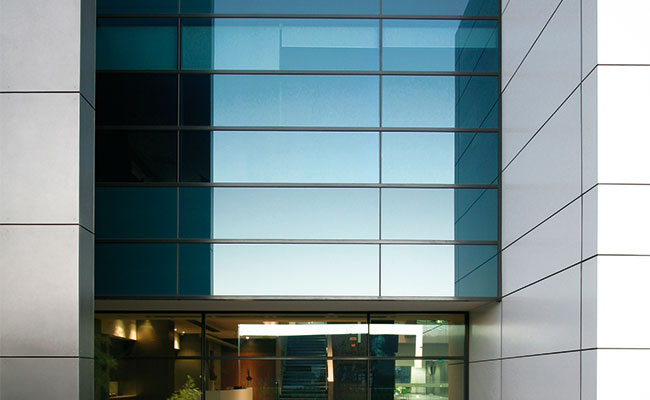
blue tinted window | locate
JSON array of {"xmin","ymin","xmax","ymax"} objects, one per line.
[
  {"xmin": 181, "ymin": 188, "xmax": 379, "ymax": 239},
  {"xmin": 382, "ymin": 20, "xmax": 498, "ymax": 72},
  {"xmin": 179, "ymin": 244, "xmax": 212, "ymax": 295},
  {"xmin": 181, "ymin": 0, "xmax": 379, "ymax": 15},
  {"xmin": 96, "ymin": 187, "xmax": 177, "ymax": 238},
  {"xmin": 181, "ymin": 75, "xmax": 379, "ymax": 127},
  {"xmin": 179, "ymin": 187, "xmax": 212, "ymax": 238},
  {"xmin": 97, "ymin": 19, "xmax": 177, "ymax": 70},
  {"xmin": 382, "ymin": 132, "xmax": 498, "ymax": 184},
  {"xmin": 95, "ymin": 244, "xmax": 177, "ymax": 296},
  {"xmin": 382, "ymin": 0, "xmax": 498, "ymax": 16},
  {"xmin": 181, "ymin": 131, "xmax": 378, "ymax": 183},
  {"xmin": 381, "ymin": 189, "xmax": 497, "ymax": 240},
  {"xmin": 98, "ymin": 0, "xmax": 178, "ymax": 14},
  {"xmin": 454, "ymin": 245, "xmax": 498, "ymax": 297},
  {"xmin": 212, "ymin": 244, "xmax": 379, "ymax": 296},
  {"xmin": 382, "ymin": 76, "xmax": 498, "ymax": 128},
  {"xmin": 182, "ymin": 19, "xmax": 379, "ymax": 71}
]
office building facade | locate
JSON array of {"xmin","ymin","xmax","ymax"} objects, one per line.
[{"xmin": 0, "ymin": 0, "xmax": 648, "ymax": 399}]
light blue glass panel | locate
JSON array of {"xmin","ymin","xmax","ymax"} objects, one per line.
[
  {"xmin": 182, "ymin": 19, "xmax": 379, "ymax": 71},
  {"xmin": 382, "ymin": 132, "xmax": 498, "ymax": 184},
  {"xmin": 381, "ymin": 189, "xmax": 497, "ymax": 240},
  {"xmin": 181, "ymin": 0, "xmax": 379, "ymax": 15},
  {"xmin": 382, "ymin": 20, "xmax": 498, "ymax": 72},
  {"xmin": 97, "ymin": 19, "xmax": 177, "ymax": 70},
  {"xmin": 210, "ymin": 188, "xmax": 379, "ymax": 239},
  {"xmin": 454, "ymin": 245, "xmax": 498, "ymax": 297},
  {"xmin": 211, "ymin": 131, "xmax": 379, "ymax": 183},
  {"xmin": 211, "ymin": 75, "xmax": 379, "ymax": 127},
  {"xmin": 212, "ymin": 244, "xmax": 379, "ymax": 296},
  {"xmin": 381, "ymin": 245, "xmax": 455, "ymax": 296},
  {"xmin": 382, "ymin": 0, "xmax": 498, "ymax": 16},
  {"xmin": 382, "ymin": 76, "xmax": 498, "ymax": 128}
]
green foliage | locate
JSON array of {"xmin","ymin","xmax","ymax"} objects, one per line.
[
  {"xmin": 167, "ymin": 376, "xmax": 202, "ymax": 400},
  {"xmin": 95, "ymin": 334, "xmax": 118, "ymax": 399}
]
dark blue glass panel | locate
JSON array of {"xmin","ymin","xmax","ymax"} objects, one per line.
[
  {"xmin": 98, "ymin": 0, "xmax": 178, "ymax": 14},
  {"xmin": 181, "ymin": 19, "xmax": 379, "ymax": 71},
  {"xmin": 382, "ymin": 0, "xmax": 498, "ymax": 16},
  {"xmin": 179, "ymin": 244, "xmax": 212, "ymax": 295},
  {"xmin": 97, "ymin": 74, "xmax": 178, "ymax": 125},
  {"xmin": 382, "ymin": 20, "xmax": 497, "ymax": 72},
  {"xmin": 179, "ymin": 187, "xmax": 212, "ymax": 238},
  {"xmin": 381, "ymin": 189, "xmax": 497, "ymax": 240},
  {"xmin": 96, "ymin": 131, "xmax": 177, "ymax": 182},
  {"xmin": 454, "ymin": 245, "xmax": 498, "ymax": 297},
  {"xmin": 180, "ymin": 131, "xmax": 211, "ymax": 182},
  {"xmin": 382, "ymin": 132, "xmax": 498, "ymax": 184},
  {"xmin": 382, "ymin": 76, "xmax": 498, "ymax": 128},
  {"xmin": 96, "ymin": 187, "xmax": 177, "ymax": 238},
  {"xmin": 181, "ymin": 74, "xmax": 379, "ymax": 127},
  {"xmin": 97, "ymin": 19, "xmax": 177, "ymax": 70},
  {"xmin": 95, "ymin": 244, "xmax": 177, "ymax": 296},
  {"xmin": 181, "ymin": 0, "xmax": 379, "ymax": 15}
]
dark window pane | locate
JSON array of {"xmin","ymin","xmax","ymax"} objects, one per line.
[
  {"xmin": 454, "ymin": 245, "xmax": 498, "ymax": 297},
  {"xmin": 181, "ymin": 131, "xmax": 378, "ymax": 183},
  {"xmin": 370, "ymin": 360, "xmax": 464, "ymax": 400},
  {"xmin": 96, "ymin": 187, "xmax": 177, "ymax": 238},
  {"xmin": 95, "ymin": 244, "xmax": 177, "ymax": 295},
  {"xmin": 97, "ymin": 19, "xmax": 177, "ymax": 70},
  {"xmin": 181, "ymin": 19, "xmax": 379, "ymax": 71},
  {"xmin": 381, "ymin": 189, "xmax": 497, "ymax": 241},
  {"xmin": 97, "ymin": 73, "xmax": 178, "ymax": 126},
  {"xmin": 179, "ymin": 244, "xmax": 212, "ymax": 295},
  {"xmin": 181, "ymin": 74, "xmax": 379, "ymax": 127},
  {"xmin": 179, "ymin": 187, "xmax": 212, "ymax": 238},
  {"xmin": 96, "ymin": 131, "xmax": 177, "ymax": 182},
  {"xmin": 383, "ymin": 0, "xmax": 498, "ymax": 16},
  {"xmin": 382, "ymin": 20, "xmax": 498, "ymax": 72},
  {"xmin": 382, "ymin": 76, "xmax": 498, "ymax": 128},
  {"xmin": 98, "ymin": 0, "xmax": 178, "ymax": 14},
  {"xmin": 181, "ymin": 0, "xmax": 379, "ymax": 15}
]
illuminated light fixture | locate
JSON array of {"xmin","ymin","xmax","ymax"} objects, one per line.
[
  {"xmin": 174, "ymin": 332, "xmax": 180, "ymax": 350},
  {"xmin": 245, "ymin": 336, "xmax": 250, "ymax": 340}
]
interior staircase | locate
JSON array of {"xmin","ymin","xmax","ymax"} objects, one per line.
[{"xmin": 280, "ymin": 335, "xmax": 328, "ymax": 400}]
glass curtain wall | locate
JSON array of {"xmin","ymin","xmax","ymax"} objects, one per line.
[
  {"xmin": 95, "ymin": 0, "xmax": 500, "ymax": 298},
  {"xmin": 95, "ymin": 313, "xmax": 467, "ymax": 400}
]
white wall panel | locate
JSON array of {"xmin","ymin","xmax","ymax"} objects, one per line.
[
  {"xmin": 597, "ymin": 1, "xmax": 650, "ymax": 65},
  {"xmin": 593, "ymin": 349, "xmax": 650, "ymax": 399},
  {"xmin": 469, "ymin": 361, "xmax": 500, "ymax": 400},
  {"xmin": 0, "ymin": 358, "xmax": 85, "ymax": 399},
  {"xmin": 469, "ymin": 303, "xmax": 501, "ymax": 362},
  {"xmin": 502, "ymin": 352, "xmax": 580, "ymax": 400},
  {"xmin": 597, "ymin": 185, "xmax": 650, "ymax": 255}
]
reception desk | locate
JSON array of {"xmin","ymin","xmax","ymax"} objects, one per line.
[{"xmin": 206, "ymin": 388, "xmax": 253, "ymax": 400}]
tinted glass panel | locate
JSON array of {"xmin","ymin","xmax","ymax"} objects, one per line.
[
  {"xmin": 182, "ymin": 19, "xmax": 379, "ymax": 71},
  {"xmin": 454, "ymin": 245, "xmax": 498, "ymax": 297},
  {"xmin": 98, "ymin": 0, "xmax": 178, "ymax": 14},
  {"xmin": 97, "ymin": 74, "xmax": 178, "ymax": 125},
  {"xmin": 381, "ymin": 189, "xmax": 497, "ymax": 240},
  {"xmin": 181, "ymin": 0, "xmax": 379, "ymax": 15},
  {"xmin": 95, "ymin": 244, "xmax": 177, "ymax": 295},
  {"xmin": 370, "ymin": 360, "xmax": 464, "ymax": 400},
  {"xmin": 382, "ymin": 0, "xmax": 498, "ymax": 16},
  {"xmin": 382, "ymin": 20, "xmax": 498, "ymax": 72},
  {"xmin": 97, "ymin": 19, "xmax": 177, "ymax": 70},
  {"xmin": 382, "ymin": 132, "xmax": 498, "ymax": 184},
  {"xmin": 181, "ymin": 74, "xmax": 379, "ymax": 127},
  {"xmin": 212, "ymin": 244, "xmax": 378, "ymax": 295},
  {"xmin": 96, "ymin": 131, "xmax": 177, "ymax": 182},
  {"xmin": 382, "ymin": 76, "xmax": 498, "ymax": 128},
  {"xmin": 96, "ymin": 187, "xmax": 177, "ymax": 238},
  {"xmin": 370, "ymin": 314, "xmax": 465, "ymax": 357},
  {"xmin": 181, "ymin": 131, "xmax": 379, "ymax": 183},
  {"xmin": 179, "ymin": 244, "xmax": 212, "ymax": 295},
  {"xmin": 180, "ymin": 188, "xmax": 379, "ymax": 239}
]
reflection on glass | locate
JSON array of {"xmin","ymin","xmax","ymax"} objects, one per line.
[
  {"xmin": 454, "ymin": 245, "xmax": 498, "ymax": 297},
  {"xmin": 381, "ymin": 189, "xmax": 498, "ymax": 240},
  {"xmin": 212, "ymin": 244, "xmax": 379, "ymax": 295},
  {"xmin": 383, "ymin": 0, "xmax": 498, "ymax": 16},
  {"xmin": 197, "ymin": 188, "xmax": 379, "ymax": 239},
  {"xmin": 96, "ymin": 187, "xmax": 176, "ymax": 238},
  {"xmin": 383, "ymin": 20, "xmax": 498, "ymax": 72},
  {"xmin": 181, "ymin": 0, "xmax": 379, "ymax": 15},
  {"xmin": 181, "ymin": 131, "xmax": 379, "ymax": 183},
  {"xmin": 382, "ymin": 132, "xmax": 498, "ymax": 184},
  {"xmin": 370, "ymin": 314, "xmax": 465, "ymax": 357},
  {"xmin": 182, "ymin": 19, "xmax": 379, "ymax": 71},
  {"xmin": 382, "ymin": 76, "xmax": 498, "ymax": 128},
  {"xmin": 97, "ymin": 19, "xmax": 177, "ymax": 70},
  {"xmin": 96, "ymin": 131, "xmax": 177, "ymax": 182},
  {"xmin": 371, "ymin": 360, "xmax": 464, "ymax": 400},
  {"xmin": 181, "ymin": 74, "xmax": 379, "ymax": 127},
  {"xmin": 95, "ymin": 244, "xmax": 177, "ymax": 295},
  {"xmin": 381, "ymin": 246, "xmax": 455, "ymax": 296},
  {"xmin": 98, "ymin": 0, "xmax": 178, "ymax": 14}
]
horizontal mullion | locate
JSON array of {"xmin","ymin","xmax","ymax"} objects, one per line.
[
  {"xmin": 97, "ymin": 125, "xmax": 499, "ymax": 133},
  {"xmin": 98, "ymin": 70, "xmax": 499, "ymax": 77},
  {"xmin": 96, "ymin": 239, "xmax": 499, "ymax": 245},
  {"xmin": 97, "ymin": 14, "xmax": 499, "ymax": 21},
  {"xmin": 96, "ymin": 182, "xmax": 498, "ymax": 189},
  {"xmin": 112, "ymin": 355, "xmax": 465, "ymax": 361}
]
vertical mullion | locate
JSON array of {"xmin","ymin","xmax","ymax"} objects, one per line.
[
  {"xmin": 367, "ymin": 312, "xmax": 371, "ymax": 400},
  {"xmin": 378, "ymin": 9, "xmax": 383, "ymax": 300},
  {"xmin": 201, "ymin": 313, "xmax": 207, "ymax": 400}
]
